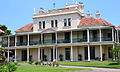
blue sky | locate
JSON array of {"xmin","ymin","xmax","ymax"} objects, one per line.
[{"xmin": 0, "ymin": 0, "xmax": 120, "ymax": 34}]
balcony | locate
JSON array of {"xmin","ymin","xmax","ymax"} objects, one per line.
[
  {"xmin": 90, "ymin": 37, "xmax": 100, "ymax": 42},
  {"xmin": 9, "ymin": 42, "xmax": 15, "ymax": 47},
  {"xmin": 30, "ymin": 41, "xmax": 41, "ymax": 45},
  {"xmin": 16, "ymin": 42, "xmax": 27, "ymax": 46},
  {"xmin": 57, "ymin": 39, "xmax": 70, "ymax": 44},
  {"xmin": 43, "ymin": 40, "xmax": 56, "ymax": 44},
  {"xmin": 2, "ymin": 43, "xmax": 8, "ymax": 47},
  {"xmin": 102, "ymin": 37, "xmax": 112, "ymax": 41},
  {"xmin": 73, "ymin": 38, "xmax": 87, "ymax": 43}
]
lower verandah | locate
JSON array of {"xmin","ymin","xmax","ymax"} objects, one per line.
[{"xmin": 4, "ymin": 45, "xmax": 113, "ymax": 62}]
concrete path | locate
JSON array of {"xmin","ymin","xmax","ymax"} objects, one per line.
[{"xmin": 61, "ymin": 66, "xmax": 120, "ymax": 72}]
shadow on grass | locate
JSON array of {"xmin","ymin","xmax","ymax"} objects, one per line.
[{"xmin": 109, "ymin": 63, "xmax": 120, "ymax": 65}]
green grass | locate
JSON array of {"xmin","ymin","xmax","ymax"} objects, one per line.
[
  {"xmin": 59, "ymin": 61, "xmax": 120, "ymax": 68},
  {"xmin": 18, "ymin": 62, "xmax": 28, "ymax": 64},
  {"xmin": 15, "ymin": 65, "xmax": 88, "ymax": 72}
]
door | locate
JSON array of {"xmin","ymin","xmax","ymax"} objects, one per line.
[
  {"xmin": 84, "ymin": 47, "xmax": 95, "ymax": 60},
  {"xmin": 20, "ymin": 36, "xmax": 23, "ymax": 43},
  {"xmin": 52, "ymin": 33, "xmax": 56, "ymax": 43},
  {"xmin": 92, "ymin": 30, "xmax": 98, "ymax": 41},
  {"xmin": 22, "ymin": 50, "xmax": 27, "ymax": 61},
  {"xmin": 65, "ymin": 48, "xmax": 71, "ymax": 60},
  {"xmin": 83, "ymin": 30, "xmax": 87, "ymax": 41},
  {"xmin": 51, "ymin": 48, "xmax": 53, "ymax": 61}
]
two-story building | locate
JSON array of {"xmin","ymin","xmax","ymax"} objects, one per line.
[{"xmin": 1, "ymin": 2, "xmax": 120, "ymax": 62}]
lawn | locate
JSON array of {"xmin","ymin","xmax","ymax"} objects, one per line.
[
  {"xmin": 59, "ymin": 61, "xmax": 120, "ymax": 68},
  {"xmin": 15, "ymin": 65, "xmax": 88, "ymax": 72}
]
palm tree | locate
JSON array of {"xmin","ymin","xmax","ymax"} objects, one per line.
[{"xmin": 110, "ymin": 46, "xmax": 120, "ymax": 64}]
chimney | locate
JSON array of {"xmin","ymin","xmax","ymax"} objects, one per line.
[
  {"xmin": 96, "ymin": 11, "xmax": 100, "ymax": 18},
  {"xmin": 87, "ymin": 11, "xmax": 91, "ymax": 17},
  {"xmin": 39, "ymin": 8, "xmax": 44, "ymax": 13}
]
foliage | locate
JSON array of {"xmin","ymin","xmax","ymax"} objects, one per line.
[
  {"xmin": 5, "ymin": 30, "xmax": 11, "ymax": 35},
  {"xmin": 110, "ymin": 46, "xmax": 120, "ymax": 64},
  {"xmin": 59, "ymin": 54, "xmax": 63, "ymax": 61},
  {"xmin": 0, "ymin": 62, "xmax": 17, "ymax": 72},
  {"xmin": 35, "ymin": 61, "xmax": 41, "ymax": 65}
]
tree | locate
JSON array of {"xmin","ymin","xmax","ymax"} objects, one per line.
[
  {"xmin": 0, "ymin": 24, "xmax": 11, "ymax": 35},
  {"xmin": 110, "ymin": 46, "xmax": 120, "ymax": 64}
]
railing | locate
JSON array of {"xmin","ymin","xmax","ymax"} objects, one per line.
[
  {"xmin": 90, "ymin": 37, "xmax": 100, "ymax": 42},
  {"xmin": 57, "ymin": 39, "xmax": 70, "ymax": 44},
  {"xmin": 9, "ymin": 42, "xmax": 15, "ymax": 47},
  {"xmin": 101, "ymin": 37, "xmax": 112, "ymax": 41},
  {"xmin": 73, "ymin": 38, "xmax": 87, "ymax": 43},
  {"xmin": 30, "ymin": 41, "xmax": 41, "ymax": 45},
  {"xmin": 2, "ymin": 43, "xmax": 8, "ymax": 47},
  {"xmin": 16, "ymin": 42, "xmax": 27, "ymax": 46},
  {"xmin": 43, "ymin": 40, "xmax": 56, "ymax": 44}
]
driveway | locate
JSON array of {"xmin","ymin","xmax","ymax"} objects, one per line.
[{"xmin": 61, "ymin": 66, "xmax": 120, "ymax": 72}]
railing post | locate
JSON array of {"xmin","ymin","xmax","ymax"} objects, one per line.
[
  {"xmin": 112, "ymin": 27, "xmax": 114, "ymax": 42},
  {"xmin": 99, "ymin": 28, "xmax": 102, "ymax": 42},
  {"xmin": 56, "ymin": 32, "xmax": 57, "ymax": 44},
  {"xmin": 15, "ymin": 35, "xmax": 17, "ymax": 47},
  {"xmin": 71, "ymin": 30, "xmax": 73, "ymax": 43},
  {"xmin": 117, "ymin": 30, "xmax": 119, "ymax": 43},
  {"xmin": 27, "ymin": 34, "xmax": 30, "ymax": 46},
  {"xmin": 8, "ymin": 36, "xmax": 10, "ymax": 47},
  {"xmin": 87, "ymin": 29, "xmax": 90, "ymax": 42}
]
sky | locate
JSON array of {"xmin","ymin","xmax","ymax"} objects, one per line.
[{"xmin": 0, "ymin": 0, "xmax": 120, "ymax": 34}]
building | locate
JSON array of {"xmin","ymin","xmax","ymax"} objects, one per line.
[{"xmin": 1, "ymin": 2, "xmax": 120, "ymax": 62}]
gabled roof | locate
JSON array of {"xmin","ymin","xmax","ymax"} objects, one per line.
[
  {"xmin": 115, "ymin": 25, "xmax": 120, "ymax": 29},
  {"xmin": 79, "ymin": 17, "xmax": 114, "ymax": 27},
  {"xmin": 16, "ymin": 23, "xmax": 33, "ymax": 32}
]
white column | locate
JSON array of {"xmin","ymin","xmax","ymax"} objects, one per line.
[
  {"xmin": 27, "ymin": 47, "xmax": 29, "ymax": 62},
  {"xmin": 56, "ymin": 32, "xmax": 57, "ymax": 44},
  {"xmin": 8, "ymin": 36, "xmax": 10, "ymax": 47},
  {"xmin": 99, "ymin": 28, "xmax": 102, "ymax": 42},
  {"xmin": 113, "ymin": 45, "xmax": 115, "ymax": 61},
  {"xmin": 41, "ymin": 34, "xmax": 43, "ymax": 44},
  {"xmin": 15, "ymin": 48, "xmax": 17, "ymax": 62},
  {"xmin": 112, "ymin": 27, "xmax": 114, "ymax": 41},
  {"xmin": 100, "ymin": 45, "xmax": 103, "ymax": 61},
  {"xmin": 88, "ymin": 45, "xmax": 90, "ymax": 61},
  {"xmin": 115, "ymin": 31, "xmax": 117, "ymax": 43},
  {"xmin": 27, "ymin": 34, "xmax": 30, "ymax": 46},
  {"xmin": 53, "ymin": 47, "xmax": 55, "ymax": 60},
  {"xmin": 117, "ymin": 30, "xmax": 119, "ymax": 43},
  {"xmin": 38, "ymin": 48, "xmax": 40, "ymax": 61},
  {"xmin": 87, "ymin": 29, "xmax": 90, "ymax": 42},
  {"xmin": 71, "ymin": 46, "xmax": 73, "ymax": 61},
  {"xmin": 56, "ymin": 47, "xmax": 58, "ymax": 61},
  {"xmin": 41, "ymin": 48, "xmax": 43, "ymax": 60},
  {"xmin": 71, "ymin": 30, "xmax": 73, "ymax": 43},
  {"xmin": 15, "ymin": 35, "xmax": 17, "ymax": 47},
  {"xmin": 7, "ymin": 49, "xmax": 9, "ymax": 62}
]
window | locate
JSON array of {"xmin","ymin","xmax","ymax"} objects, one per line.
[
  {"xmin": 39, "ymin": 21, "xmax": 41, "ymax": 29},
  {"xmin": 51, "ymin": 20, "xmax": 54, "ymax": 27},
  {"xmin": 64, "ymin": 19, "xmax": 67, "ymax": 26},
  {"xmin": 55, "ymin": 20, "xmax": 58, "ymax": 27},
  {"xmin": 68, "ymin": 18, "xmax": 71, "ymax": 26},
  {"xmin": 43, "ymin": 21, "xmax": 45, "ymax": 28}
]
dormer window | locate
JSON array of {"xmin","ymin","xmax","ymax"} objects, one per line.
[
  {"xmin": 51, "ymin": 20, "xmax": 54, "ymax": 27},
  {"xmin": 39, "ymin": 21, "xmax": 41, "ymax": 29},
  {"xmin": 64, "ymin": 18, "xmax": 71, "ymax": 26},
  {"xmin": 64, "ymin": 19, "xmax": 67, "ymax": 26},
  {"xmin": 43, "ymin": 21, "xmax": 45, "ymax": 28},
  {"xmin": 68, "ymin": 18, "xmax": 71, "ymax": 26}
]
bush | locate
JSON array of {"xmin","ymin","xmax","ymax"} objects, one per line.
[
  {"xmin": 28, "ymin": 61, "xmax": 33, "ymax": 64},
  {"xmin": 0, "ymin": 62, "xmax": 17, "ymax": 72},
  {"xmin": 35, "ymin": 61, "xmax": 41, "ymax": 65}
]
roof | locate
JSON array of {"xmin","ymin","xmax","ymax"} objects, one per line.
[
  {"xmin": 115, "ymin": 25, "xmax": 120, "ymax": 29},
  {"xmin": 16, "ymin": 23, "xmax": 33, "ymax": 32},
  {"xmin": 79, "ymin": 17, "xmax": 114, "ymax": 27}
]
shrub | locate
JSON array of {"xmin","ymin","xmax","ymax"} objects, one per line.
[{"xmin": 35, "ymin": 61, "xmax": 41, "ymax": 65}]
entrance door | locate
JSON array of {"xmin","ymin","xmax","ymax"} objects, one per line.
[
  {"xmin": 51, "ymin": 48, "xmax": 53, "ymax": 61},
  {"xmin": 84, "ymin": 47, "xmax": 95, "ymax": 60},
  {"xmin": 22, "ymin": 50, "xmax": 27, "ymax": 61},
  {"xmin": 65, "ymin": 48, "xmax": 71, "ymax": 60}
]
